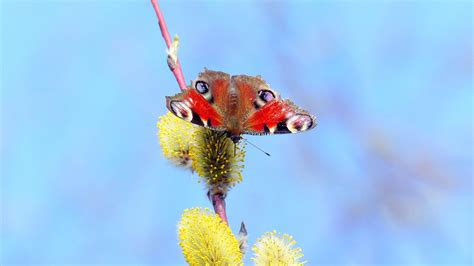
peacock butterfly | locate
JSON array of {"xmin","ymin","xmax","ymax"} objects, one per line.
[{"xmin": 166, "ymin": 69, "xmax": 317, "ymax": 143}]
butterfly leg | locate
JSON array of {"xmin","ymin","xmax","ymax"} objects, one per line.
[{"xmin": 226, "ymin": 133, "xmax": 241, "ymax": 156}]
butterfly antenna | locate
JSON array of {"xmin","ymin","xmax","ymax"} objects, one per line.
[{"xmin": 241, "ymin": 137, "xmax": 271, "ymax": 157}]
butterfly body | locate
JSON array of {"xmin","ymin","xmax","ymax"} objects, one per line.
[{"xmin": 166, "ymin": 69, "xmax": 317, "ymax": 143}]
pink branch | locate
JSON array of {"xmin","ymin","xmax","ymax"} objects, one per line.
[
  {"xmin": 151, "ymin": 1, "xmax": 230, "ymax": 226},
  {"xmin": 211, "ymin": 193, "xmax": 228, "ymax": 225},
  {"xmin": 150, "ymin": 0, "xmax": 188, "ymax": 91}
]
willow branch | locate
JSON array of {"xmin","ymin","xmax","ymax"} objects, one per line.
[
  {"xmin": 150, "ymin": 0, "xmax": 188, "ymax": 91},
  {"xmin": 211, "ymin": 193, "xmax": 228, "ymax": 225},
  {"xmin": 151, "ymin": 0, "xmax": 230, "ymax": 226}
]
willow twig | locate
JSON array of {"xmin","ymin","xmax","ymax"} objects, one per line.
[
  {"xmin": 150, "ymin": 0, "xmax": 188, "ymax": 91},
  {"xmin": 151, "ymin": 1, "xmax": 230, "ymax": 225},
  {"xmin": 211, "ymin": 193, "xmax": 229, "ymax": 225}
]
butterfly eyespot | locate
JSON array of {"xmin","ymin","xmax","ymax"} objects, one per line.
[
  {"xmin": 258, "ymin": 90, "xmax": 275, "ymax": 103},
  {"xmin": 169, "ymin": 101, "xmax": 193, "ymax": 122},
  {"xmin": 286, "ymin": 114, "xmax": 314, "ymax": 133},
  {"xmin": 194, "ymin": 80, "xmax": 214, "ymax": 102},
  {"xmin": 254, "ymin": 89, "xmax": 275, "ymax": 109},
  {"xmin": 195, "ymin": 81, "xmax": 209, "ymax": 94}
]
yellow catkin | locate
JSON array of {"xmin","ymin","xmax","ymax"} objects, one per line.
[
  {"xmin": 190, "ymin": 128, "xmax": 245, "ymax": 192},
  {"xmin": 178, "ymin": 208, "xmax": 243, "ymax": 265},
  {"xmin": 252, "ymin": 231, "xmax": 306, "ymax": 266},
  {"xmin": 157, "ymin": 112, "xmax": 197, "ymax": 169}
]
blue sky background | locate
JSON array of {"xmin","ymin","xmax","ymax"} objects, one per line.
[{"xmin": 1, "ymin": 0, "xmax": 472, "ymax": 265}]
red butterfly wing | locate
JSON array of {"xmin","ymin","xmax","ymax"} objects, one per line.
[
  {"xmin": 166, "ymin": 89, "xmax": 223, "ymax": 128},
  {"xmin": 231, "ymin": 74, "xmax": 317, "ymax": 136},
  {"xmin": 166, "ymin": 70, "xmax": 230, "ymax": 130},
  {"xmin": 244, "ymin": 99, "xmax": 316, "ymax": 135}
]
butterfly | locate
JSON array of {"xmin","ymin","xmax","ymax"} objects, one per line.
[{"xmin": 166, "ymin": 69, "xmax": 317, "ymax": 143}]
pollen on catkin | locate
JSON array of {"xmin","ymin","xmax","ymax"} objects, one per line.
[
  {"xmin": 190, "ymin": 128, "xmax": 245, "ymax": 194},
  {"xmin": 157, "ymin": 112, "xmax": 197, "ymax": 169},
  {"xmin": 252, "ymin": 231, "xmax": 306, "ymax": 266},
  {"xmin": 178, "ymin": 208, "xmax": 243, "ymax": 265}
]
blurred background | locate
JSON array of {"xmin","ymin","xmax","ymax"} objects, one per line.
[{"xmin": 1, "ymin": 0, "xmax": 472, "ymax": 265}]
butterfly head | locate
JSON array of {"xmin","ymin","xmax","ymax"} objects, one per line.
[{"xmin": 228, "ymin": 134, "xmax": 242, "ymax": 144}]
